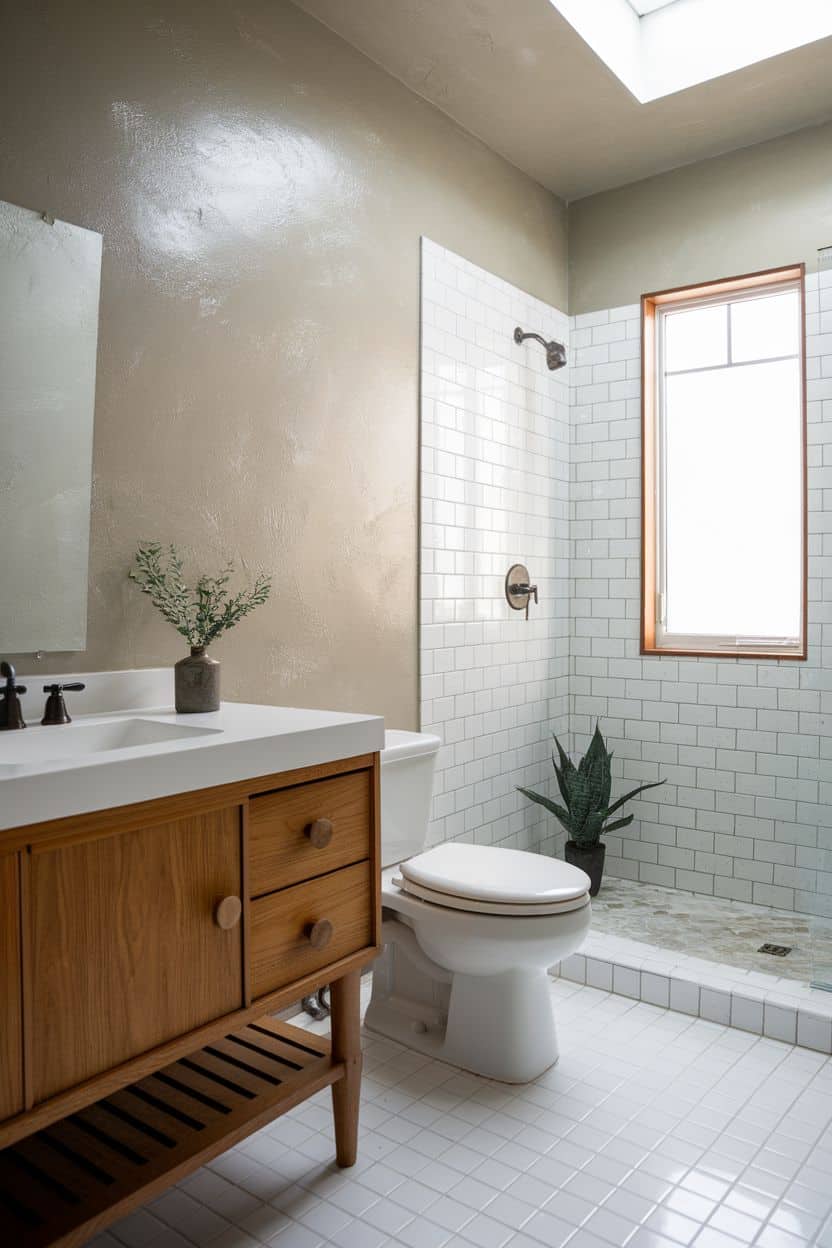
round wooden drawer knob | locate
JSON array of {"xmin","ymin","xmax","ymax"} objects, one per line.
[
  {"xmin": 214, "ymin": 895, "xmax": 242, "ymax": 930},
  {"xmin": 304, "ymin": 918, "xmax": 333, "ymax": 950},
  {"xmin": 305, "ymin": 817, "xmax": 333, "ymax": 849}
]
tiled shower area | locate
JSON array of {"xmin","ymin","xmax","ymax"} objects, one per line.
[
  {"xmin": 419, "ymin": 242, "xmax": 832, "ymax": 1051},
  {"xmin": 420, "ymin": 237, "xmax": 570, "ymax": 856}
]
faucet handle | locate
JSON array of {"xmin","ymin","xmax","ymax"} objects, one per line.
[
  {"xmin": 525, "ymin": 584, "xmax": 538, "ymax": 619},
  {"xmin": 41, "ymin": 682, "xmax": 85, "ymax": 726}
]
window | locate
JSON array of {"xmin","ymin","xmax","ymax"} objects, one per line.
[{"xmin": 641, "ymin": 265, "xmax": 806, "ymax": 659}]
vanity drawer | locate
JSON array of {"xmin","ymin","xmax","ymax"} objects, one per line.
[
  {"xmin": 251, "ymin": 861, "xmax": 372, "ymax": 998},
  {"xmin": 249, "ymin": 770, "xmax": 371, "ymax": 896}
]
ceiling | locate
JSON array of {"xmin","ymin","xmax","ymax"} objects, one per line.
[{"xmin": 293, "ymin": 0, "xmax": 832, "ymax": 201}]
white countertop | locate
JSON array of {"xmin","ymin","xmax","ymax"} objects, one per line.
[{"xmin": 0, "ymin": 700, "xmax": 384, "ymax": 832}]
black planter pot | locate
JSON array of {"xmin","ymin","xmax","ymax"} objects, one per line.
[{"xmin": 564, "ymin": 840, "xmax": 605, "ymax": 897}]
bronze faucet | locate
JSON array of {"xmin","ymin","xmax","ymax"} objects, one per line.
[
  {"xmin": 41, "ymin": 682, "xmax": 86, "ymax": 725},
  {"xmin": 0, "ymin": 662, "xmax": 27, "ymax": 730}
]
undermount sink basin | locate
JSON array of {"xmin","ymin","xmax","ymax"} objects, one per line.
[{"xmin": 0, "ymin": 718, "xmax": 221, "ymax": 770}]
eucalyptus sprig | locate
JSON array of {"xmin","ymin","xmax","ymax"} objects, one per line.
[{"xmin": 129, "ymin": 543, "xmax": 272, "ymax": 650}]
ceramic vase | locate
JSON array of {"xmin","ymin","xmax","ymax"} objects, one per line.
[{"xmin": 175, "ymin": 647, "xmax": 220, "ymax": 713}]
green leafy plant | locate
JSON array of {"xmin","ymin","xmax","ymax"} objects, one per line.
[
  {"xmin": 517, "ymin": 723, "xmax": 664, "ymax": 848},
  {"xmin": 129, "ymin": 543, "xmax": 272, "ymax": 650}
]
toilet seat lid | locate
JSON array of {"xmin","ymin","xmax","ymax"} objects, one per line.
[{"xmin": 398, "ymin": 843, "xmax": 590, "ymax": 909}]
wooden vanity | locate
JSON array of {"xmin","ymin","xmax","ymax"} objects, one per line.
[{"xmin": 0, "ymin": 748, "xmax": 381, "ymax": 1247}]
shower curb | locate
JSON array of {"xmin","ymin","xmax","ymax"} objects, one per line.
[{"xmin": 554, "ymin": 934, "xmax": 832, "ymax": 1055}]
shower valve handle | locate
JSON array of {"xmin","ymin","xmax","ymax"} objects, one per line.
[
  {"xmin": 505, "ymin": 566, "xmax": 538, "ymax": 620},
  {"xmin": 515, "ymin": 583, "xmax": 538, "ymax": 619}
]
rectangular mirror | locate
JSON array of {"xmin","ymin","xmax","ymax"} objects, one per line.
[{"xmin": 0, "ymin": 200, "xmax": 102, "ymax": 652}]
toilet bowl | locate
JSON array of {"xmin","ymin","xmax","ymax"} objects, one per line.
[{"xmin": 364, "ymin": 730, "xmax": 592, "ymax": 1083}]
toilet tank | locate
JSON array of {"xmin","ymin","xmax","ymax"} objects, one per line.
[{"xmin": 380, "ymin": 730, "xmax": 441, "ymax": 868}]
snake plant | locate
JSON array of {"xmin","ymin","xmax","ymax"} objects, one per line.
[{"xmin": 517, "ymin": 723, "xmax": 664, "ymax": 848}]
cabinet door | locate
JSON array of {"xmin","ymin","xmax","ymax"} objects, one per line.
[
  {"xmin": 30, "ymin": 806, "xmax": 243, "ymax": 1103},
  {"xmin": 0, "ymin": 852, "xmax": 23, "ymax": 1121}
]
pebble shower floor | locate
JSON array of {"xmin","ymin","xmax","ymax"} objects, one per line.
[{"xmin": 91, "ymin": 979, "xmax": 832, "ymax": 1248}]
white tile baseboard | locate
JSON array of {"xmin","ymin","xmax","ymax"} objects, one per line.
[{"xmin": 556, "ymin": 930, "xmax": 832, "ymax": 1054}]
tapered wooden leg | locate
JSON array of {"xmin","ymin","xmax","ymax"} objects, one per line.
[{"xmin": 330, "ymin": 970, "xmax": 362, "ymax": 1167}]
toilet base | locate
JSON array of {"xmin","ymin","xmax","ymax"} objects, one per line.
[{"xmin": 365, "ymin": 941, "xmax": 559, "ymax": 1084}]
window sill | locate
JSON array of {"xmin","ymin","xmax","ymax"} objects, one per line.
[{"xmin": 640, "ymin": 643, "xmax": 806, "ymax": 661}]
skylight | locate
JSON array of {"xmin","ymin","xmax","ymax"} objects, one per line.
[
  {"xmin": 552, "ymin": 0, "xmax": 832, "ymax": 102},
  {"xmin": 626, "ymin": 0, "xmax": 678, "ymax": 14}
]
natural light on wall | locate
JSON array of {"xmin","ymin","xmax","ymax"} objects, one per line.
[
  {"xmin": 641, "ymin": 268, "xmax": 806, "ymax": 659},
  {"xmin": 551, "ymin": 0, "xmax": 832, "ymax": 102}
]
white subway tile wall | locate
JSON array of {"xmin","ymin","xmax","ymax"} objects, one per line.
[
  {"xmin": 420, "ymin": 239, "xmax": 570, "ymax": 853},
  {"xmin": 420, "ymin": 248, "xmax": 832, "ymax": 918},
  {"xmin": 571, "ymin": 271, "xmax": 832, "ymax": 918}
]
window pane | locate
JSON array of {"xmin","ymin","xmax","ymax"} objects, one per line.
[
  {"xmin": 664, "ymin": 358, "xmax": 802, "ymax": 639},
  {"xmin": 730, "ymin": 290, "xmax": 800, "ymax": 363},
  {"xmin": 664, "ymin": 303, "xmax": 727, "ymax": 373}
]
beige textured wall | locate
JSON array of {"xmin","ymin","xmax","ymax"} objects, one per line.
[
  {"xmin": 0, "ymin": 0, "xmax": 567, "ymax": 727},
  {"xmin": 569, "ymin": 121, "xmax": 832, "ymax": 314}
]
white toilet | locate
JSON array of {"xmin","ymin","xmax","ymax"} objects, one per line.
[{"xmin": 365, "ymin": 730, "xmax": 592, "ymax": 1083}]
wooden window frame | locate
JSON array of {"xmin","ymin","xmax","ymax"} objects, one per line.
[{"xmin": 641, "ymin": 263, "xmax": 808, "ymax": 661}]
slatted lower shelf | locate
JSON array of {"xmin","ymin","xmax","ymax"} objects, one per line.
[{"xmin": 0, "ymin": 1017, "xmax": 339, "ymax": 1248}]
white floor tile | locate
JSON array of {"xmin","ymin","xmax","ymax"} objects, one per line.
[{"xmin": 99, "ymin": 983, "xmax": 832, "ymax": 1248}]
